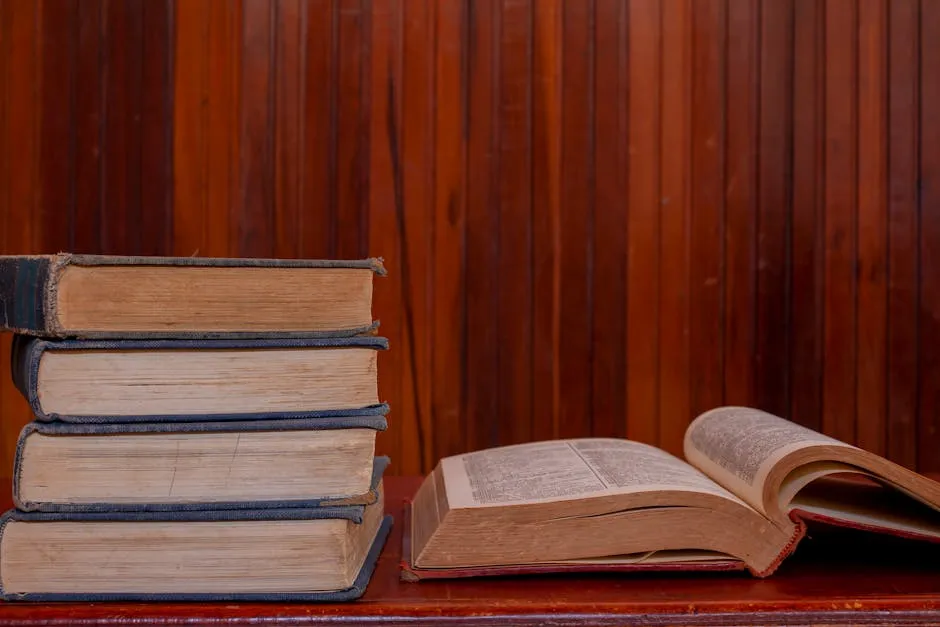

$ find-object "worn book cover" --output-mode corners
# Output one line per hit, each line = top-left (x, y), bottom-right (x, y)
(0, 504), (392, 602)
(0, 253), (385, 339)
(13, 412), (389, 512)
(12, 334), (389, 423)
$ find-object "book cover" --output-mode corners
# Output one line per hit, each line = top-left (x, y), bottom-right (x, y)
(13, 412), (390, 512)
(0, 253), (386, 339)
(0, 508), (392, 602)
(12, 334), (389, 423)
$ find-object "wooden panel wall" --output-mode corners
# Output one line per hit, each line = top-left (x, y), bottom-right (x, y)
(0, 0), (937, 477)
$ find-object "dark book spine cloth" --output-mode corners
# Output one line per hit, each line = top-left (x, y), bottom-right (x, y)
(13, 416), (390, 512)
(0, 256), (53, 335)
(11, 334), (389, 423)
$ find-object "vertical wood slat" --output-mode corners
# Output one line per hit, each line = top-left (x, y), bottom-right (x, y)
(855, 0), (888, 456)
(657, 0), (692, 455)
(530, 0), (562, 443)
(591, 0), (627, 441)
(919, 0), (940, 473)
(722, 0), (758, 409)
(238, 0), (275, 257)
(39, 0), (77, 255)
(0, 0), (42, 475)
(496, 0), (534, 447)
(300, 0), (335, 259)
(102, 0), (132, 254)
(430, 0), (467, 461)
(366, 0), (403, 468)
(886, 0), (920, 469)
(823, 0), (859, 445)
(5, 0), (940, 476)
(204, 0), (239, 258)
(399, 0), (434, 472)
(689, 0), (725, 419)
(73, 0), (105, 255)
(789, 0), (825, 431)
(756, 0), (793, 419)
(335, 0), (369, 259)
(140, 0), (173, 256)
(274, 0), (303, 259)
(557, 0), (593, 440)
(464, 0), (500, 451)
(171, 0), (208, 256)
(625, 0), (660, 446)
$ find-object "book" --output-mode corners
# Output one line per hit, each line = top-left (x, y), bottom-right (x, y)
(0, 253), (384, 339)
(403, 406), (940, 580)
(12, 335), (388, 423)
(13, 417), (389, 512)
(0, 483), (391, 601)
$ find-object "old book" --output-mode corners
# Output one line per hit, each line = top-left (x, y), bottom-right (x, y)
(0, 483), (391, 601)
(12, 335), (387, 423)
(0, 253), (384, 338)
(12, 417), (389, 512)
(403, 407), (940, 580)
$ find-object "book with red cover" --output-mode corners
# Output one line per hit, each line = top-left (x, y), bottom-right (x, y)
(401, 407), (940, 580)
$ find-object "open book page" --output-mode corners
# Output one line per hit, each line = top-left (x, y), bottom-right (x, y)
(440, 438), (748, 509)
(683, 406), (856, 516)
(790, 476), (940, 541)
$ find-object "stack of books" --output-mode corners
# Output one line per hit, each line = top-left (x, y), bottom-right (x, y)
(0, 253), (392, 601)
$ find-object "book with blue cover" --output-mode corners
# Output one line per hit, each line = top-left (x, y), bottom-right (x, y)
(0, 253), (385, 339)
(0, 252), (395, 602)
(12, 335), (389, 423)
(13, 416), (390, 512)
(0, 487), (392, 601)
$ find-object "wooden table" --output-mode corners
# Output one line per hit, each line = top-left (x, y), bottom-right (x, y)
(3, 476), (940, 625)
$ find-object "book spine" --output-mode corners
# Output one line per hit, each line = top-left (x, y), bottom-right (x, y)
(0, 256), (55, 335)
(10, 336), (47, 421)
(11, 423), (38, 512)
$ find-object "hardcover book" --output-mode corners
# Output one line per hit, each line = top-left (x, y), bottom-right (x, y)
(12, 335), (388, 423)
(403, 406), (940, 580)
(13, 416), (389, 512)
(0, 484), (392, 601)
(0, 253), (384, 338)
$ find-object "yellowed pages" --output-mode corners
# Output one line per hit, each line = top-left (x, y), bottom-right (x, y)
(682, 406), (856, 516)
(440, 438), (746, 509)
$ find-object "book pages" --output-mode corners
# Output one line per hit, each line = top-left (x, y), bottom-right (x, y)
(684, 406), (856, 515)
(440, 438), (744, 509)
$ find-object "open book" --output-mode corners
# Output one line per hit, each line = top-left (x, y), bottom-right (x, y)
(403, 407), (940, 579)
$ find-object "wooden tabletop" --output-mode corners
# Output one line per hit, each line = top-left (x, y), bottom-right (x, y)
(3, 476), (940, 626)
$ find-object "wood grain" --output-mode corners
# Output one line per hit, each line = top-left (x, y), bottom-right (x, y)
(400, 0), (434, 471)
(495, 0), (533, 446)
(430, 0), (467, 462)
(2, 0), (940, 475)
(591, 0), (626, 441)
(1, 0), (41, 477)
(823, 0), (859, 446)
(657, 0), (692, 456)
(531, 0), (562, 443)
(756, 0), (793, 419)
(919, 0), (940, 473)
(367, 0), (403, 473)
(625, 0), (660, 445)
(789, 0), (825, 431)
(886, 0), (920, 469)
(689, 0), (725, 419)
(722, 0), (758, 408)
(463, 0), (499, 452)
(557, 0), (593, 441)
(855, 0), (888, 456)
